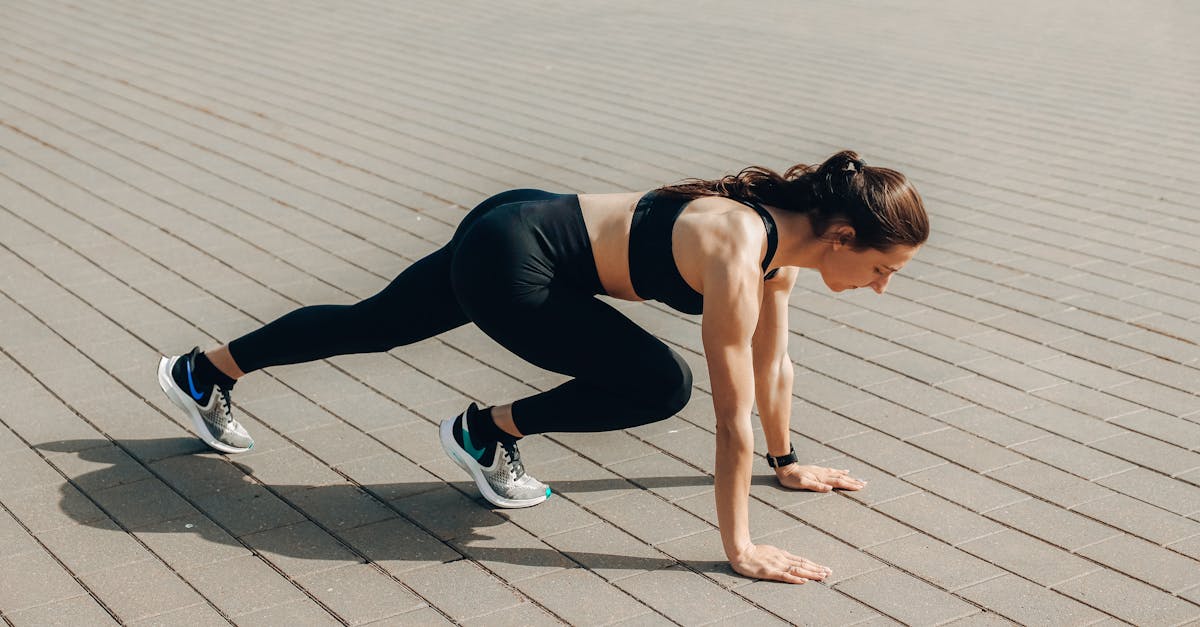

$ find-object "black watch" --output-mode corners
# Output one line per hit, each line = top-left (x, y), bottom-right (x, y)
(766, 445), (798, 469)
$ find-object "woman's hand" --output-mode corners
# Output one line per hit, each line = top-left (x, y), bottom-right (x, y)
(730, 544), (831, 584)
(776, 464), (866, 492)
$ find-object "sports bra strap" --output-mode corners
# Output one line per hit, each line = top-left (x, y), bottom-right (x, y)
(737, 200), (779, 276)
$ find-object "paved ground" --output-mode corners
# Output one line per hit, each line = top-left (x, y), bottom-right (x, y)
(1, 0), (1199, 624)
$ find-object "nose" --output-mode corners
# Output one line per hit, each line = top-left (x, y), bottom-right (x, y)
(871, 273), (892, 294)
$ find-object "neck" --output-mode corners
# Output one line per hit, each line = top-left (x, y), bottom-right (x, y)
(764, 206), (824, 270)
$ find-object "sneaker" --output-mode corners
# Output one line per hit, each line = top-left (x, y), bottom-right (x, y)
(439, 403), (550, 508)
(157, 348), (254, 454)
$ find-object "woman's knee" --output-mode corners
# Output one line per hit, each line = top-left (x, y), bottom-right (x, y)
(640, 350), (693, 418)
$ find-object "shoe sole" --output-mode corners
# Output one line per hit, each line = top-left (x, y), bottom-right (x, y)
(439, 413), (547, 509)
(157, 355), (252, 454)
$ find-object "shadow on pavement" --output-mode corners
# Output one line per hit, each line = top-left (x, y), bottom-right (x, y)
(35, 438), (752, 577)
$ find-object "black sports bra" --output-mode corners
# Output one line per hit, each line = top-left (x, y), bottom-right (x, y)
(628, 190), (779, 315)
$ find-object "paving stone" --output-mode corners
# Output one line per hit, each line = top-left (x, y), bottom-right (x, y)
(183, 554), (307, 616)
(605, 451), (713, 503)
(397, 560), (525, 621)
(983, 498), (1119, 552)
(459, 601), (566, 627)
(233, 597), (342, 626)
(613, 566), (758, 624)
(242, 520), (361, 577)
(1109, 409), (1200, 452)
(515, 568), (652, 626)
(0, 509), (40, 560)
(191, 483), (306, 537)
(906, 427), (1026, 473)
(1010, 404), (1125, 445)
(35, 517), (153, 576)
(673, 489), (802, 537)
(586, 490), (712, 546)
(1031, 383), (1143, 420)
(287, 421), (392, 466)
(784, 494), (915, 549)
(390, 484), (507, 541)
(0, 447), (67, 497)
(48, 443), (154, 492)
(0, 548), (87, 612)
(298, 563), (426, 625)
(984, 459), (1114, 509)
(903, 464), (1028, 513)
(497, 491), (602, 539)
(132, 513), (251, 569)
(935, 405), (1048, 447)
(336, 452), (443, 502)
(1097, 467), (1200, 517)
(234, 446), (349, 494)
(0, 483), (109, 533)
(541, 521), (669, 581)
(957, 574), (1108, 627)
(958, 530), (1099, 587)
(874, 492), (1006, 546)
(451, 520), (576, 583)
(550, 430), (657, 468)
(1071, 493), (1200, 545)
(835, 397), (946, 440)
(285, 483), (396, 532)
(1076, 533), (1199, 594)
(1089, 431), (1200, 477)
(1011, 436), (1134, 481)
(839, 469), (922, 507)
(865, 534), (1006, 592)
(5, 594), (119, 626)
(651, 528), (755, 590)
(338, 516), (461, 576)
(88, 476), (199, 529)
(1052, 568), (1200, 626)
(150, 452), (256, 498)
(835, 567), (978, 625)
(126, 603), (230, 627)
(737, 578), (883, 625)
(80, 559), (205, 623)
(828, 431), (947, 478)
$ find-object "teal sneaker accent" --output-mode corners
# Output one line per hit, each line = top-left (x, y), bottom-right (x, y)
(545, 487), (552, 498)
(461, 423), (488, 461)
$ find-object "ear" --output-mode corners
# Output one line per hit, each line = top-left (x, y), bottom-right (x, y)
(829, 225), (856, 250)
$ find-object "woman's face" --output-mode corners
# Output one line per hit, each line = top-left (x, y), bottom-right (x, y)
(819, 232), (919, 294)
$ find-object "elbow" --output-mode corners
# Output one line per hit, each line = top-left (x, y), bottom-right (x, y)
(715, 419), (755, 451)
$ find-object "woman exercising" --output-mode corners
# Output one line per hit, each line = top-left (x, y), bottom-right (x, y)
(158, 150), (928, 584)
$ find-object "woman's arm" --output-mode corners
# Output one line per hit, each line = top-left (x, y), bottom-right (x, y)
(700, 222), (829, 584)
(750, 267), (866, 493)
(751, 267), (800, 459)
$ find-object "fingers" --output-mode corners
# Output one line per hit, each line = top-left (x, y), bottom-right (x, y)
(829, 475), (867, 491)
(797, 475), (833, 492)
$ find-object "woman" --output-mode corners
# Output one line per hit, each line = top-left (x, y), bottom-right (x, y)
(157, 150), (928, 584)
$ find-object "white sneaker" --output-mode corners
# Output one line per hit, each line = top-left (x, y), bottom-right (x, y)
(157, 348), (254, 454)
(439, 404), (550, 508)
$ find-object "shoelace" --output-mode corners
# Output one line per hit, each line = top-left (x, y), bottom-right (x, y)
(500, 441), (526, 478)
(217, 387), (235, 427)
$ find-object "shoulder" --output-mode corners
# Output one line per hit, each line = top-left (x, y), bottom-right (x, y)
(688, 196), (768, 259)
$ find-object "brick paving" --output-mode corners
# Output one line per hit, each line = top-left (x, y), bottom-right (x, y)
(1, 0), (1198, 624)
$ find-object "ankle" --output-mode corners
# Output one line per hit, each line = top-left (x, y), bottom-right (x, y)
(194, 350), (237, 389)
(467, 405), (517, 446)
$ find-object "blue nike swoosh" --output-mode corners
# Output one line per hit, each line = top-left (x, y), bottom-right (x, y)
(186, 359), (205, 401)
(461, 422), (487, 460)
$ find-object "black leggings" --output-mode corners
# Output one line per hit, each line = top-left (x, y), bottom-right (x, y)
(228, 190), (692, 435)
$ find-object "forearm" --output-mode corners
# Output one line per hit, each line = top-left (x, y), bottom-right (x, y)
(754, 354), (794, 457)
(714, 416), (756, 561)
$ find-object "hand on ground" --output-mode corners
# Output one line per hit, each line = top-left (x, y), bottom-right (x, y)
(729, 543), (831, 584)
(776, 464), (866, 492)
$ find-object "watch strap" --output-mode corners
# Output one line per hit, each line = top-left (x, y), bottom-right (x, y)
(766, 445), (798, 469)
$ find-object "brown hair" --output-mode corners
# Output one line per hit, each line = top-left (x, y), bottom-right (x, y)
(658, 150), (929, 251)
